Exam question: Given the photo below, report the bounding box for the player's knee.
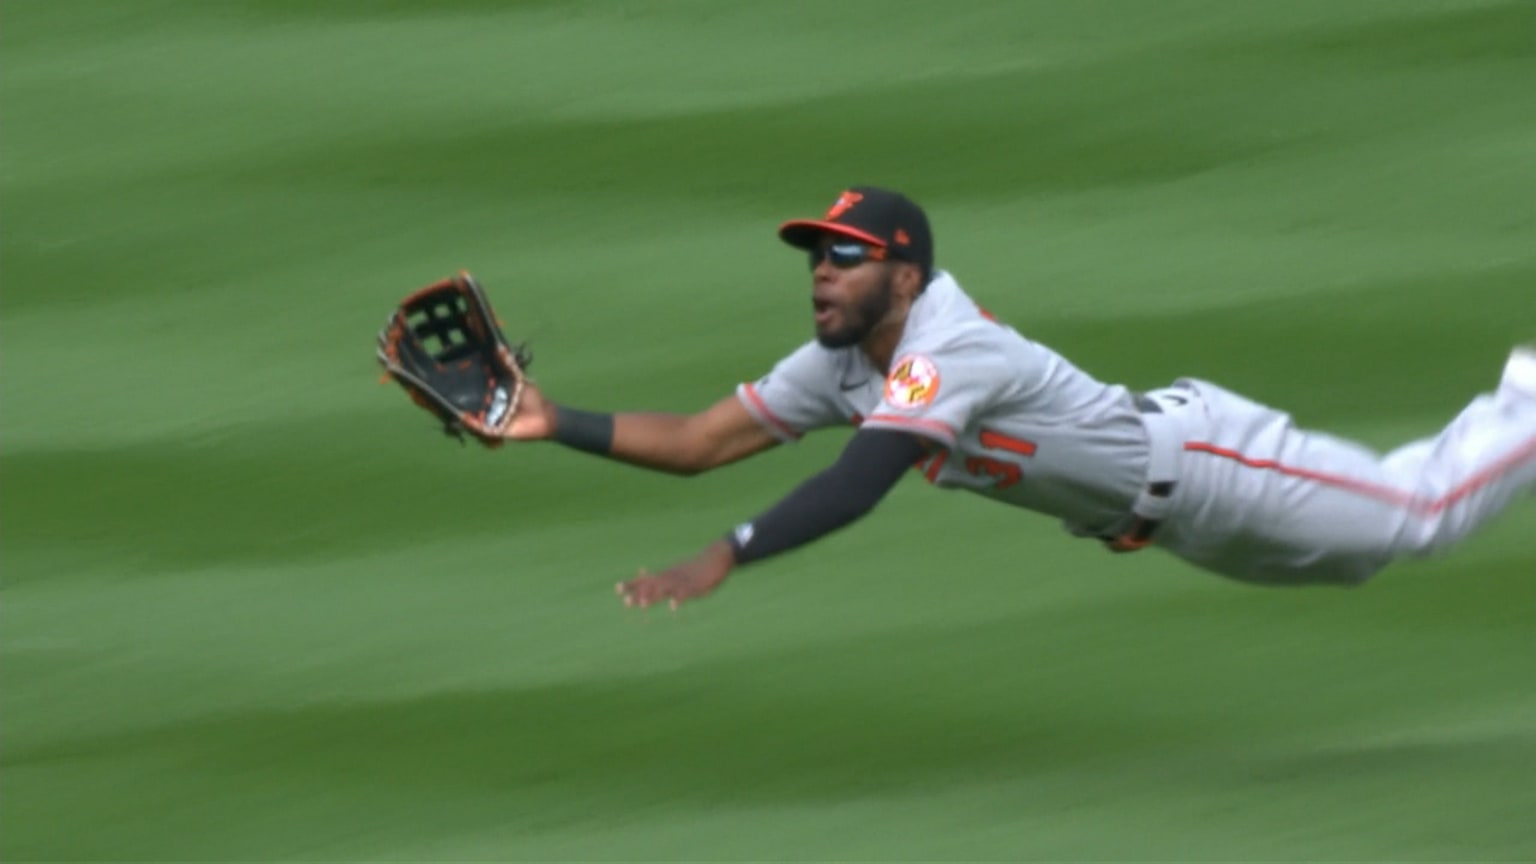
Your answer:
[1391,518,1473,560]
[1334,567,1377,588]
[1311,555,1385,587]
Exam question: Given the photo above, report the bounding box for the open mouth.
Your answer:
[812,299,835,325]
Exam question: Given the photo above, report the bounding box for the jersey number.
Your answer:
[964,429,1037,489]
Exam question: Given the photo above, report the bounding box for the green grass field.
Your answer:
[4,1,1536,860]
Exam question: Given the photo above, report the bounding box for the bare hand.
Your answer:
[504,379,557,441]
[464,375,557,443]
[617,541,736,611]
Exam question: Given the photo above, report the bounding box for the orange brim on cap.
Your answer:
[778,220,888,250]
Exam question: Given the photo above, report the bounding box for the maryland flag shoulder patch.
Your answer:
[883,354,941,410]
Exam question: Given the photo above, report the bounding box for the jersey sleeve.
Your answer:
[859,334,1009,449]
[735,341,846,441]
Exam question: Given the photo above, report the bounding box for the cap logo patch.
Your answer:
[894,228,911,246]
[826,191,864,220]
[884,354,940,410]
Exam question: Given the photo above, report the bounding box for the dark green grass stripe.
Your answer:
[6,591,1532,858]
[1016,260,1536,424]
[1268,0,1536,67]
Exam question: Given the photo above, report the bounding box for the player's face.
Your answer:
[808,239,897,348]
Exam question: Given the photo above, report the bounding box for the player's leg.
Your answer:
[1375,347,1536,556]
[1140,380,1402,585]
[1159,349,1536,585]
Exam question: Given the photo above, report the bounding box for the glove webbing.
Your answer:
[406,291,483,365]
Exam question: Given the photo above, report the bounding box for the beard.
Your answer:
[815,268,895,349]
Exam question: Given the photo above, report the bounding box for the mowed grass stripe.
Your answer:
[5,552,1533,860]
[7,1,1531,313]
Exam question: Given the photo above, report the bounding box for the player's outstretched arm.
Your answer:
[498,380,780,476]
[617,428,930,609]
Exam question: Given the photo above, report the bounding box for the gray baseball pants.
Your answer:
[1140,350,1536,585]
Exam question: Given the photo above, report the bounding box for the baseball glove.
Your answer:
[376,271,532,445]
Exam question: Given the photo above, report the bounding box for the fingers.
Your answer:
[462,418,506,449]
[617,573,662,609]
[616,569,648,608]
[616,576,636,606]
[616,569,683,611]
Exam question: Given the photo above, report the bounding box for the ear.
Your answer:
[892,261,924,299]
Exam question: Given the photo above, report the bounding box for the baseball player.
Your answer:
[491,186,1536,609]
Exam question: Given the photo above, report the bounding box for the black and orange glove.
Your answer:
[375,271,532,445]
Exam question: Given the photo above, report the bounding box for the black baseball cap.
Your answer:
[779,186,934,280]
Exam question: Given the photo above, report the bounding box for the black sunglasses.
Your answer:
[808,241,888,271]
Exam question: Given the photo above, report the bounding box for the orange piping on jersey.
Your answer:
[740,383,802,440]
[1184,438,1536,517]
[978,429,1037,457]
[921,449,949,483]
[864,414,957,444]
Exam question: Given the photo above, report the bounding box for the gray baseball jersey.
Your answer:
[736,271,1152,534]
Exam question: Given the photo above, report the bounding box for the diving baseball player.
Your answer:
[489,186,1536,608]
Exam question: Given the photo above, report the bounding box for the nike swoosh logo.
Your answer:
[840,377,873,392]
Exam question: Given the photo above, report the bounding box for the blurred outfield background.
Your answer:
[3,1,1535,860]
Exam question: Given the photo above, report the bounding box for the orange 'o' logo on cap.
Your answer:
[894,228,911,246]
[826,191,864,220]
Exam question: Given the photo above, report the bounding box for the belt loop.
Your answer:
[1109,392,1186,551]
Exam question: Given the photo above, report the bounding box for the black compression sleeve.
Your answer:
[552,405,614,455]
[726,428,930,565]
